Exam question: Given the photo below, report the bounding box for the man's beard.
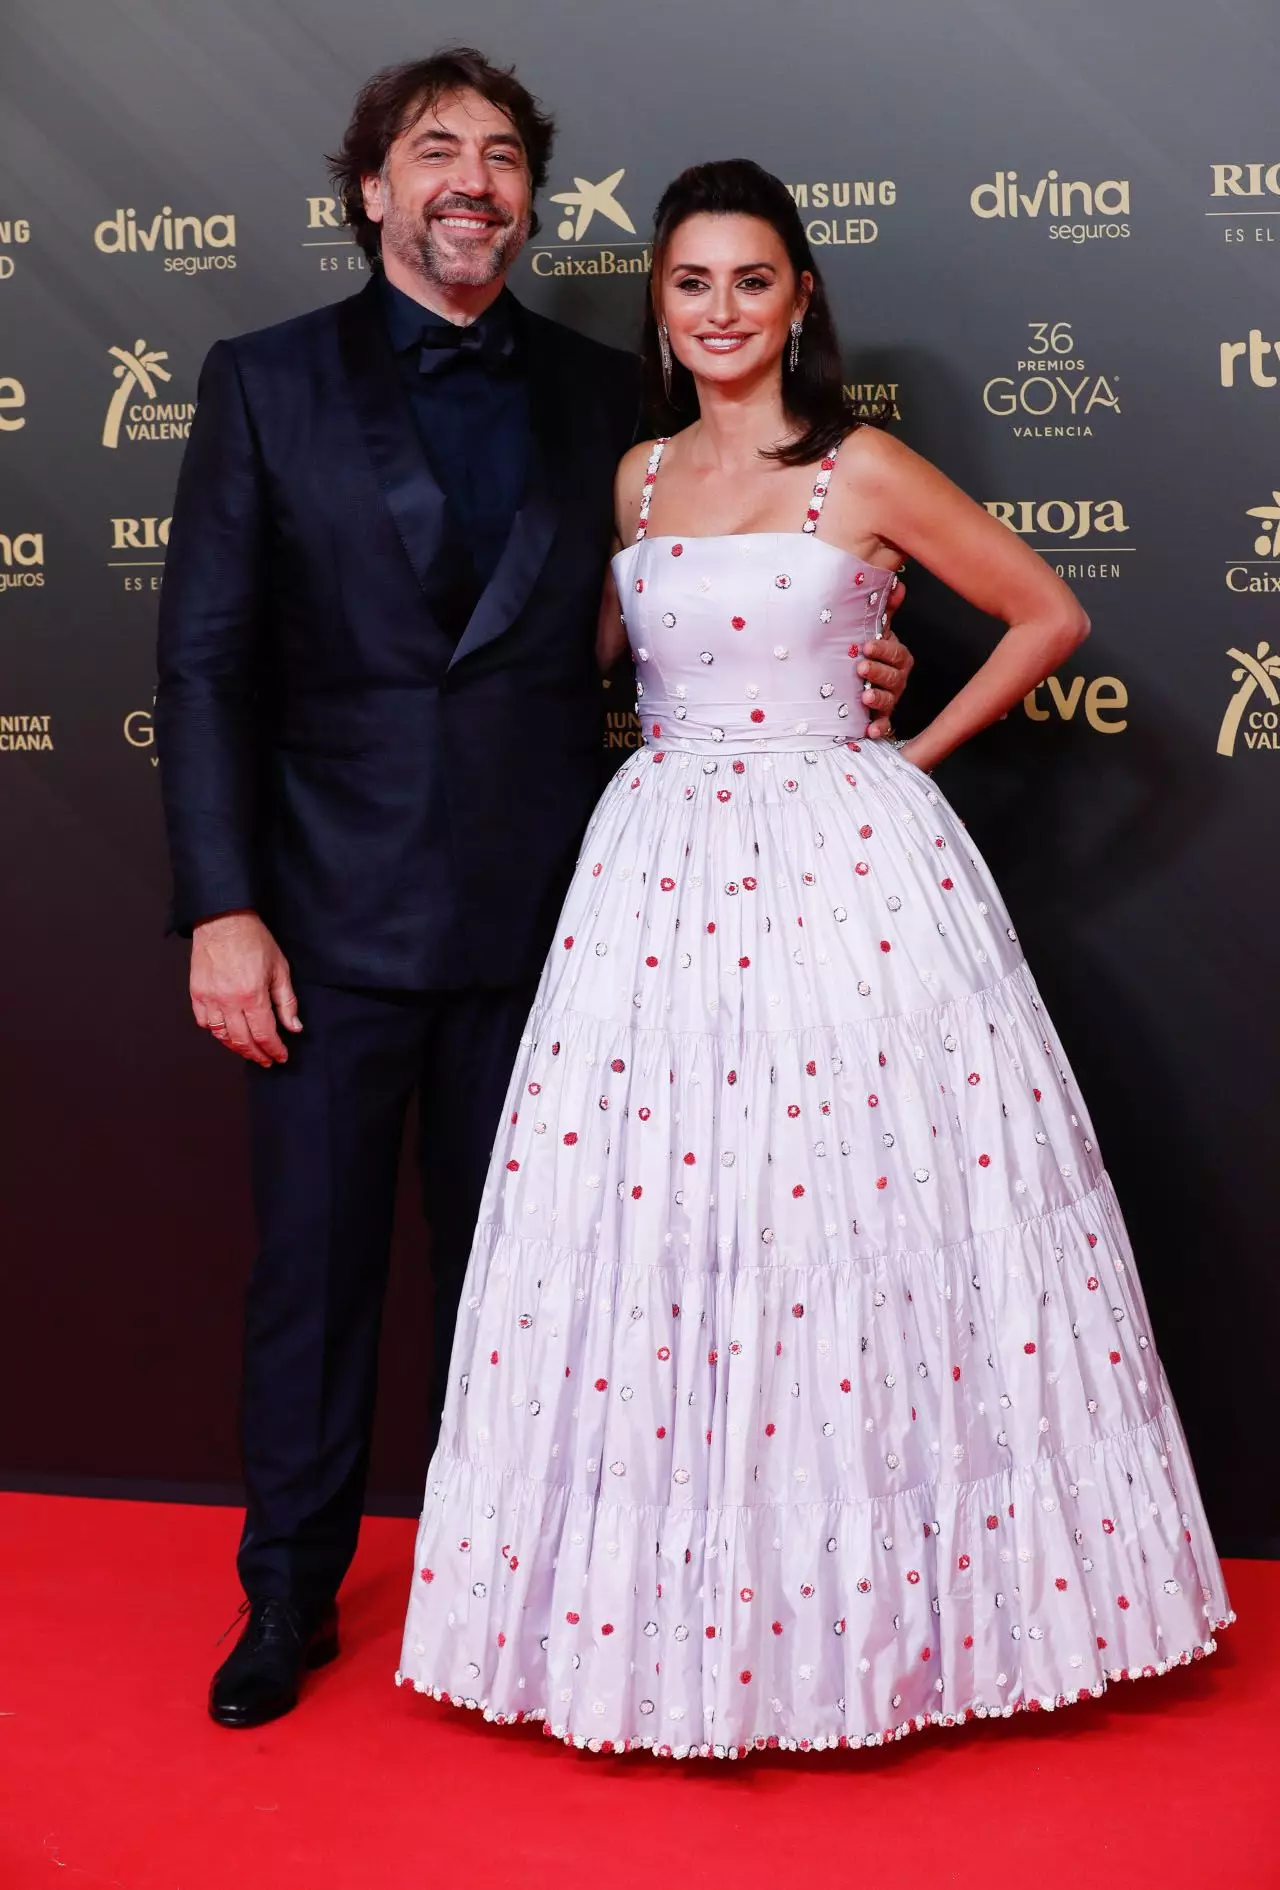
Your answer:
[382,189,531,289]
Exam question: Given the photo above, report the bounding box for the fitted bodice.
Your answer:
[610,438,899,753]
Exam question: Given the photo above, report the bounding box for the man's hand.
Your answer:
[190,911,302,1067]
[857,574,915,740]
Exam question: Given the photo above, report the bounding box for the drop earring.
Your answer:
[788,319,803,373]
[658,321,673,398]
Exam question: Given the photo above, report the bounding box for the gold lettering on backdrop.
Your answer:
[0,375,26,430]
[1218,642,1280,756]
[1021,676,1129,732]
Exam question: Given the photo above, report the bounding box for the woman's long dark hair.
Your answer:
[640,159,884,465]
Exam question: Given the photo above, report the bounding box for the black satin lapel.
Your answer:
[448,318,567,669]
[337,282,448,597]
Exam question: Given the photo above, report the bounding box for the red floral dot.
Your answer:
[645,954,659,967]
[1055,1577,1068,1591]
[772,1620,783,1635]
[792,1184,805,1199]
[1097,1636,1108,1649]
[707,921,716,934]
[671,544,683,557]
[656,1425,667,1437]
[740,1670,752,1684]
[868,1094,879,1108]
[684,1151,696,1165]
[420,1567,434,1583]
[506,1160,519,1172]
[792,1302,805,1317]
[563,1132,578,1146]
[489,1350,499,1364]
[875,1176,887,1190]
[566,1611,580,1624]
[601,1623,614,1635]
[732,615,746,629]
[1117,1595,1130,1610]
[952,1365,961,1381]
[941,878,954,891]
[963,1634,974,1649]
[739,955,751,968]
[859,824,873,839]
[907,1570,920,1584]
[978,1154,991,1168]
[840,1377,851,1393]
[750,709,765,724]
[967,1072,981,1086]
[880,940,891,953]
[1087,1275,1099,1290]
[631,1184,643,1199]
[594,1378,608,1391]
[986,1515,999,1530]
[659,878,675,893]
[1024,1341,1037,1355]
[611,1058,626,1072]
[958,1554,971,1570]
[563,936,574,949]
[920,1647,932,1661]
[1102,1518,1115,1534]
[765,1422,776,1437]
[1109,1350,1121,1364]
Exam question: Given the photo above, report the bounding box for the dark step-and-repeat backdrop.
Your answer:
[2,0,1277,1553]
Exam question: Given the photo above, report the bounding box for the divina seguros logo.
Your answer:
[94,206,237,274]
[0,530,44,593]
[970,171,1130,242]
[103,342,193,449]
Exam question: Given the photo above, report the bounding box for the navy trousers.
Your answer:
[236,979,535,1608]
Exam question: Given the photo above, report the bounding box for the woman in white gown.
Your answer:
[398,158,1230,1759]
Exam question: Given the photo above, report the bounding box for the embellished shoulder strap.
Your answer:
[802,445,839,534]
[634,437,670,542]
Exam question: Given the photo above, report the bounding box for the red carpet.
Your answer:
[0,1495,1275,1890]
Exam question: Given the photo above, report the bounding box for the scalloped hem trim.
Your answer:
[396,1615,1234,1760]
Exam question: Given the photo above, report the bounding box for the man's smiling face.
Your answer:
[362,86,533,290]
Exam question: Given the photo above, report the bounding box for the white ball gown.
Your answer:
[397,438,1230,1758]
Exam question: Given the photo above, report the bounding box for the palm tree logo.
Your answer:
[1218,639,1280,756]
[1246,493,1280,558]
[103,339,171,449]
[549,169,636,242]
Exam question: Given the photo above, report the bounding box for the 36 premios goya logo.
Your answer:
[530,168,649,277]
[1207,162,1279,252]
[94,206,237,275]
[103,342,193,449]
[983,497,1133,581]
[984,321,1120,439]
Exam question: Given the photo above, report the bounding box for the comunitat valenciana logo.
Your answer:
[103,342,194,449]
[983,320,1120,439]
[0,530,44,592]
[0,713,53,753]
[786,178,896,248]
[983,497,1133,582]
[1218,642,1280,756]
[529,168,649,277]
[970,171,1130,242]
[94,206,237,274]
[1225,493,1280,594]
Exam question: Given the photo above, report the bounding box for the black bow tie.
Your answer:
[416,316,517,378]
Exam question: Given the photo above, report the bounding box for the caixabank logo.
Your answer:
[1223,492,1280,595]
[983,320,1120,439]
[529,168,649,277]
[103,342,193,449]
[1207,162,1279,251]
[971,170,1130,242]
[0,530,44,593]
[94,205,237,275]
[983,497,1133,581]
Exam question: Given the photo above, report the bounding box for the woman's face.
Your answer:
[657,212,811,392]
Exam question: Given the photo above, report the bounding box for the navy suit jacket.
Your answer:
[155,279,639,989]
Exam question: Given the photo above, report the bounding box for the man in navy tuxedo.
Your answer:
[156,47,912,1728]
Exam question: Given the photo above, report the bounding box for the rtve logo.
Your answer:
[1220,331,1280,388]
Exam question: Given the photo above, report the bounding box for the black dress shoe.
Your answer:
[208,1597,339,1728]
